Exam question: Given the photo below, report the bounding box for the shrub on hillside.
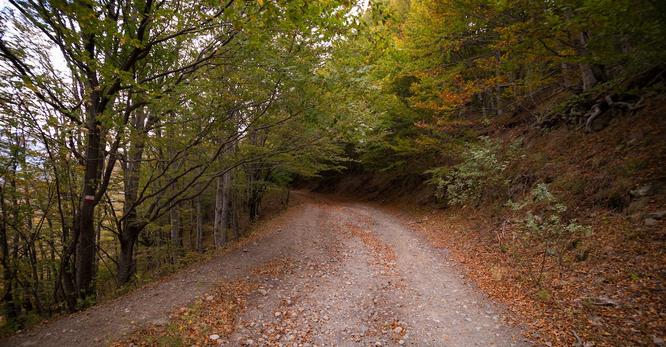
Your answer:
[510,183,591,239]
[509,183,593,283]
[427,137,508,205]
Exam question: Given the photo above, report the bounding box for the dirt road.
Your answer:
[2,194,530,347]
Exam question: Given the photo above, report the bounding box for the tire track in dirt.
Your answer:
[220,198,530,346]
[345,204,531,346]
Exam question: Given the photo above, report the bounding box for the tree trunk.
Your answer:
[195,194,203,252]
[75,202,97,298]
[55,210,78,312]
[118,108,151,285]
[170,203,182,249]
[117,225,139,285]
[495,50,502,116]
[231,188,240,240]
[579,63,598,91]
[247,167,269,223]
[221,170,231,237]
[246,129,264,223]
[188,200,194,250]
[213,176,227,247]
[283,189,290,207]
[248,189,260,223]
[576,31,607,91]
[75,105,103,299]
[0,186,18,327]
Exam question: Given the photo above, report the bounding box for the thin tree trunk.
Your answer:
[283,189,290,207]
[213,176,227,247]
[579,62,598,91]
[0,186,18,327]
[495,50,502,116]
[188,200,194,250]
[232,194,240,240]
[195,194,203,252]
[118,108,152,285]
[169,203,182,249]
[576,31,607,91]
[221,170,231,238]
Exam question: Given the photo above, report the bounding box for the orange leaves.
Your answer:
[349,224,397,264]
[112,279,255,347]
[385,200,666,347]
[437,88,470,107]
[110,255,298,346]
[250,257,294,277]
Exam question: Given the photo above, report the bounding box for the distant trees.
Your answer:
[0,0,352,328]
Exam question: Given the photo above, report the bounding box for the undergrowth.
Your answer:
[427,137,508,205]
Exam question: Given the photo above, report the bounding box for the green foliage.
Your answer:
[427,138,507,205]
[536,288,552,302]
[511,183,592,241]
[333,0,666,182]
[156,335,183,347]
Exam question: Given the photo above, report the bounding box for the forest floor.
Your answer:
[0,192,531,347]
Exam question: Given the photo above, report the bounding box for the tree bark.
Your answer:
[247,167,269,223]
[195,194,203,252]
[0,185,18,327]
[169,203,183,249]
[213,176,228,247]
[495,50,502,116]
[231,189,240,240]
[117,224,140,285]
[576,31,607,91]
[221,170,231,238]
[118,108,151,285]
[75,92,103,299]
[248,188,261,222]
[579,62,598,91]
